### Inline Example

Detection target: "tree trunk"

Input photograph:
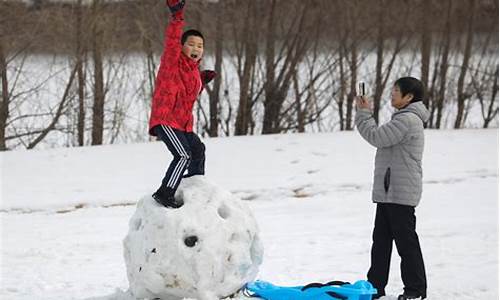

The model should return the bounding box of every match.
[292,72,305,132]
[338,44,346,131]
[261,0,277,134]
[234,0,258,136]
[138,3,156,107]
[436,0,452,129]
[420,0,432,111]
[345,1,358,131]
[336,3,347,131]
[0,40,9,151]
[454,0,475,129]
[427,44,441,128]
[76,0,86,146]
[91,0,105,145]
[346,51,356,131]
[208,0,224,137]
[373,0,385,124]
[484,66,499,128]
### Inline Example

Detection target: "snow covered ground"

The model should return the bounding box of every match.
[1,129,498,299]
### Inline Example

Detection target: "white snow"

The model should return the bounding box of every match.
[1,129,498,299]
[123,177,263,300]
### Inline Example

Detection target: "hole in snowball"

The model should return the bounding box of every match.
[151,248,156,253]
[229,233,240,242]
[133,218,142,230]
[139,267,142,272]
[184,235,198,247]
[218,204,230,219]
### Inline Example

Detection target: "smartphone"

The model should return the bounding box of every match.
[357,82,366,97]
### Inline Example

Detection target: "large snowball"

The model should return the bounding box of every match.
[123,176,263,300]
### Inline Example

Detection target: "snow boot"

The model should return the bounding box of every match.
[397,293,425,300]
[152,187,183,208]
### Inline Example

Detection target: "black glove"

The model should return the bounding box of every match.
[201,70,217,85]
[166,0,185,18]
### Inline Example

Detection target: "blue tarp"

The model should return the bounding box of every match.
[243,279,377,300]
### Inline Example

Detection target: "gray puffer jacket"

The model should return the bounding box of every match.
[355,102,430,207]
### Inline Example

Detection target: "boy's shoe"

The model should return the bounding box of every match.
[152,192,183,209]
[397,293,424,300]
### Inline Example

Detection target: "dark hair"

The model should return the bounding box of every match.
[181,29,204,45]
[394,77,424,103]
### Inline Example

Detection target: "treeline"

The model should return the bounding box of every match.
[2,0,497,53]
[0,0,498,150]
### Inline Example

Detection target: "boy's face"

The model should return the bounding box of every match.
[391,85,413,109]
[182,36,204,62]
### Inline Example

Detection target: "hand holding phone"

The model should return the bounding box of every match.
[357,82,366,97]
[356,82,370,110]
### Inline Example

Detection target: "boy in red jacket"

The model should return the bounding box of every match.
[149,0,216,208]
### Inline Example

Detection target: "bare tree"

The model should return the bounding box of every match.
[0,40,8,151]
[420,0,432,112]
[482,66,499,128]
[233,0,259,136]
[27,64,78,149]
[344,0,359,131]
[435,0,452,129]
[205,0,224,137]
[454,0,476,128]
[75,0,87,146]
[91,0,105,145]
[261,0,314,134]
[336,44,346,131]
[334,1,348,131]
[282,8,337,133]
[471,64,499,128]
[372,0,406,124]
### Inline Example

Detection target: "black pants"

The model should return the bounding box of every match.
[367,203,427,298]
[153,125,205,195]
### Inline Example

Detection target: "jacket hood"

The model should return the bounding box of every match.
[395,102,430,123]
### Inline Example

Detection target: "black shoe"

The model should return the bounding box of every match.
[152,192,183,209]
[397,294,424,300]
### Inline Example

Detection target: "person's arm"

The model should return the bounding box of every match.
[355,97,409,148]
[160,0,186,68]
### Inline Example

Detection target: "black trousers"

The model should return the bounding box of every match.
[367,203,427,298]
[153,125,205,195]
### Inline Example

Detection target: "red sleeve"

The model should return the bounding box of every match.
[160,16,184,68]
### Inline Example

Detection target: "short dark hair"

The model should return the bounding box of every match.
[394,77,424,103]
[181,29,204,45]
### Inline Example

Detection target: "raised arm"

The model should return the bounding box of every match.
[355,108,409,148]
[160,0,186,67]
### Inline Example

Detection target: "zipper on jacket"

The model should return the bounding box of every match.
[384,167,391,193]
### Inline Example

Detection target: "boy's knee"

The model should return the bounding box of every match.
[172,150,192,161]
[192,142,205,157]
[182,151,192,161]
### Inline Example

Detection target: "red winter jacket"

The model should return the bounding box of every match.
[149,16,202,135]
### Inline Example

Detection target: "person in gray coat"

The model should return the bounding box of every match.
[355,77,430,300]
